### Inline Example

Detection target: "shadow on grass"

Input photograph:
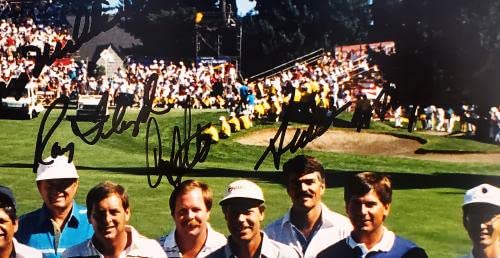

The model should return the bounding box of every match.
[2,163,498,190]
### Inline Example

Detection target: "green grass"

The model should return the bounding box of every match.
[1,108,499,258]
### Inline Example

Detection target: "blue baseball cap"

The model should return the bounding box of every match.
[0,185,16,209]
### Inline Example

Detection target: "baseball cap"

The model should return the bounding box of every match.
[36,155,79,181]
[0,185,16,209]
[220,179,264,205]
[463,184,500,207]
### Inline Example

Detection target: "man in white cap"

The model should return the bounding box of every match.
[15,155,93,258]
[462,184,500,258]
[0,185,43,258]
[207,179,299,258]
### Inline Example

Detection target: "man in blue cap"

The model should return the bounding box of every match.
[15,155,93,258]
[0,185,42,257]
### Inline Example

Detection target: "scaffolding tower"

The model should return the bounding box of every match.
[194,0,242,71]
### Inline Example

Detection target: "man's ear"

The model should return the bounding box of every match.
[383,203,391,220]
[13,218,18,233]
[125,208,131,222]
[259,205,266,222]
[320,179,326,196]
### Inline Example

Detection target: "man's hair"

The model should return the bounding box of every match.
[0,200,16,221]
[86,181,129,219]
[283,155,325,182]
[169,179,212,215]
[344,172,392,205]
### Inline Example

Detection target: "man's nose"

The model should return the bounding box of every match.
[300,182,308,192]
[361,204,368,214]
[237,213,246,222]
[102,212,112,223]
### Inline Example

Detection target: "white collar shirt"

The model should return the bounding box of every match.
[13,238,43,258]
[264,203,352,258]
[159,223,227,258]
[61,225,167,258]
[346,227,396,258]
[220,232,300,258]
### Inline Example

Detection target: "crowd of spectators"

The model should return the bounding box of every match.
[0,0,386,124]
[2,3,498,144]
[392,104,500,143]
[1,12,383,124]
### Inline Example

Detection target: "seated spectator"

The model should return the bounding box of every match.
[227,112,241,132]
[201,122,219,144]
[239,111,253,129]
[219,116,231,139]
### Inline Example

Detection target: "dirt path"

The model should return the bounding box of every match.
[235,128,500,164]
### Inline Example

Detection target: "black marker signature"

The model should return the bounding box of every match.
[33,96,75,173]
[145,104,213,188]
[34,71,213,188]
[372,84,418,132]
[69,73,168,144]
[254,101,352,171]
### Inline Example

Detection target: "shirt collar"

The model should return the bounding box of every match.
[164,223,218,250]
[347,227,395,256]
[41,201,81,228]
[282,203,333,227]
[205,223,222,246]
[90,225,138,256]
[10,238,18,258]
[226,232,275,258]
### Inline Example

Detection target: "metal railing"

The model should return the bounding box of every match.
[247,48,325,82]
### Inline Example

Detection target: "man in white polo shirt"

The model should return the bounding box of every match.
[159,179,226,258]
[265,155,352,258]
[461,184,499,258]
[62,181,167,258]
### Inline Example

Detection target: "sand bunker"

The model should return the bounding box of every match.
[235,128,500,164]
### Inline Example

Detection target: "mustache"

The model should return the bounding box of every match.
[295,192,313,198]
[184,220,201,227]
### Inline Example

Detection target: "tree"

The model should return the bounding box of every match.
[241,0,371,75]
[118,0,196,58]
[369,0,500,139]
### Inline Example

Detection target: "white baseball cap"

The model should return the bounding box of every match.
[36,155,79,181]
[220,179,264,205]
[463,184,500,207]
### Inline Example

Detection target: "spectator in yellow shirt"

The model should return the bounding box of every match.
[219,116,231,138]
[227,112,241,132]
